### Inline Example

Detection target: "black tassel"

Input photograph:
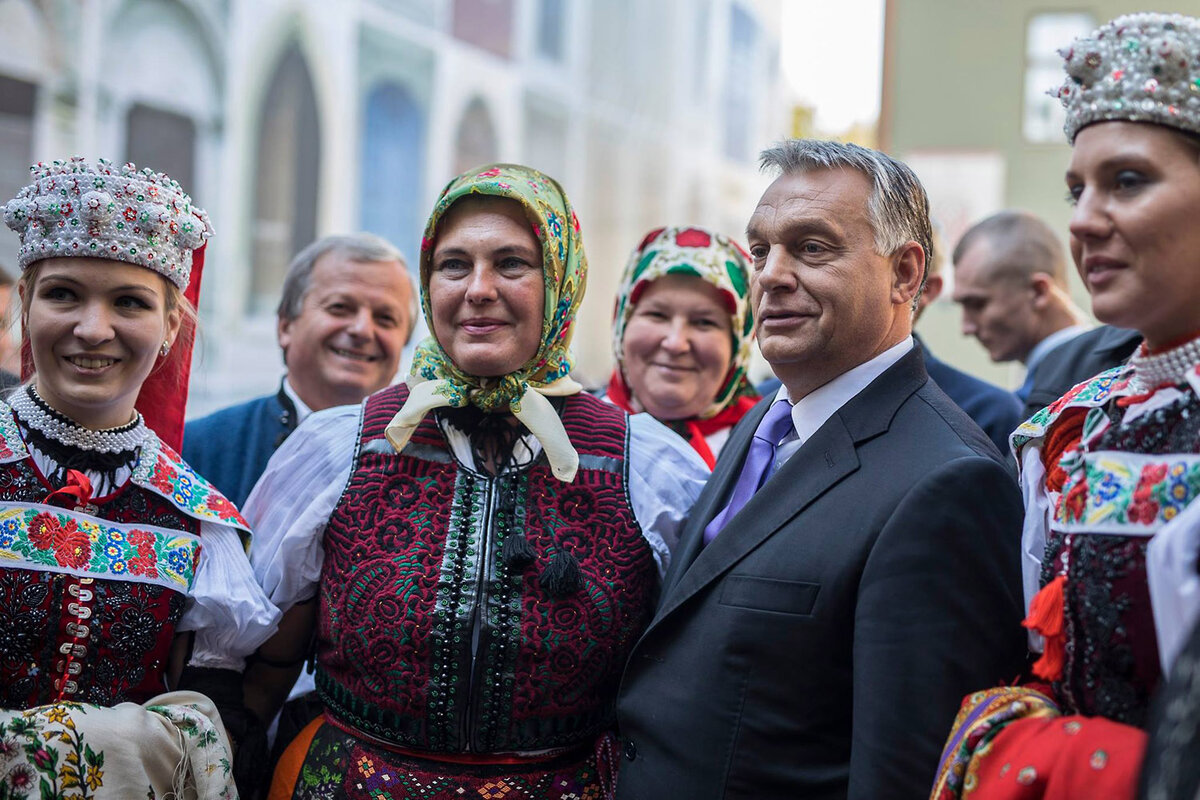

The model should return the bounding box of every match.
[502,531,536,568]
[540,549,583,596]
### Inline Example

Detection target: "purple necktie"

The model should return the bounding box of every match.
[703,399,795,544]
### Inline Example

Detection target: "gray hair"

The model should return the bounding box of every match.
[951,210,1068,288]
[758,139,934,303]
[276,232,416,327]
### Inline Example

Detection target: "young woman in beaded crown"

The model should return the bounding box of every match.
[930,12,1200,800]
[0,157,278,799]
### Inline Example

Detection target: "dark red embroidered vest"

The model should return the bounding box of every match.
[0,455,197,708]
[317,386,657,753]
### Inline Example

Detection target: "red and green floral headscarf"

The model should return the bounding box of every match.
[611,225,756,403]
[386,163,588,481]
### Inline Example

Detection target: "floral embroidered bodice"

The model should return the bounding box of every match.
[1014,361,1200,725]
[0,401,249,708]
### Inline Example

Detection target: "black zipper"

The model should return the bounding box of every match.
[460,474,497,751]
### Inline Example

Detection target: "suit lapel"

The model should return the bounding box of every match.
[649,347,929,630]
[655,415,858,623]
[662,398,769,596]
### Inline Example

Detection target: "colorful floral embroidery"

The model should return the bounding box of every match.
[0,502,199,591]
[132,437,249,534]
[1054,453,1200,532]
[1,703,105,798]
[0,402,246,539]
[1012,366,1129,453]
[0,701,234,800]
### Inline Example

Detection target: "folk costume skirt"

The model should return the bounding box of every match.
[268,714,616,800]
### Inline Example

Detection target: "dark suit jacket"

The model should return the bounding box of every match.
[182,389,297,509]
[615,348,1026,800]
[916,336,1023,455]
[1021,325,1142,419]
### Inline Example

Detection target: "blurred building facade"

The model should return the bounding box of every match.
[881,0,1196,388]
[0,0,785,413]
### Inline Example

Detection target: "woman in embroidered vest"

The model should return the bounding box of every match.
[930,13,1200,800]
[604,226,759,467]
[243,163,708,800]
[0,158,279,799]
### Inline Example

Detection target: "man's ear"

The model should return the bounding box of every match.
[922,273,944,304]
[1029,273,1054,308]
[277,315,291,359]
[891,241,925,306]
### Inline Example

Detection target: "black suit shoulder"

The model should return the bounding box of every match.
[1023,325,1141,418]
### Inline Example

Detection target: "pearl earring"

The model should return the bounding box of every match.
[160,341,171,357]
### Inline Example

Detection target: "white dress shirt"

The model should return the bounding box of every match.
[282,376,314,426]
[770,337,914,474]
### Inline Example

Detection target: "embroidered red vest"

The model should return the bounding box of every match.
[0,404,250,709]
[317,386,657,753]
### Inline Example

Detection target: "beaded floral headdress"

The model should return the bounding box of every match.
[1053,12,1200,143]
[2,156,212,289]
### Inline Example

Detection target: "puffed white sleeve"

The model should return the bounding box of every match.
[182,521,281,670]
[245,403,361,614]
[626,412,710,578]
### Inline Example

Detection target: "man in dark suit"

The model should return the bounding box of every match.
[950,211,1090,406]
[184,233,416,507]
[615,140,1026,800]
[1019,324,1141,419]
[913,231,1021,454]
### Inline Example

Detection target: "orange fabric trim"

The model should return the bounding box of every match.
[268,715,324,800]
[1042,410,1085,494]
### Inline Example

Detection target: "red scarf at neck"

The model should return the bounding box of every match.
[605,371,759,468]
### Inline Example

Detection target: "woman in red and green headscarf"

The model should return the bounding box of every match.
[245,164,708,799]
[607,226,759,467]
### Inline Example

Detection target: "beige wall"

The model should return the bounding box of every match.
[883,0,1198,388]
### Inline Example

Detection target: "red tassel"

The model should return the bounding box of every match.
[1023,574,1067,681]
[44,469,94,510]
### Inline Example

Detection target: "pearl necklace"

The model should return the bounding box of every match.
[8,385,150,454]
[1128,336,1200,393]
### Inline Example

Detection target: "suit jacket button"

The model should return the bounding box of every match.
[624,740,638,761]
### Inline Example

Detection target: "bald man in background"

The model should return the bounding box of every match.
[951,210,1090,405]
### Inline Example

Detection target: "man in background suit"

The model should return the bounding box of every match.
[951,211,1090,405]
[1019,324,1141,419]
[184,233,416,507]
[615,140,1026,800]
[914,231,1022,454]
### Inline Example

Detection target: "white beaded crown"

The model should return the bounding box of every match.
[2,156,211,289]
[1053,13,1200,143]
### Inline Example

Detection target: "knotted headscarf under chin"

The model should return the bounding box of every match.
[385,163,587,482]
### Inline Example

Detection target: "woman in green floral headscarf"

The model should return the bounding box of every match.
[244,164,707,800]
[606,226,759,467]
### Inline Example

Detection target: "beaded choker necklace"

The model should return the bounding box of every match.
[1129,336,1200,393]
[9,385,150,453]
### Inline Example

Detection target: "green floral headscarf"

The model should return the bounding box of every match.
[385,163,588,481]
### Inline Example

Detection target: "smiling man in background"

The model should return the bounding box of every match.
[184,233,416,507]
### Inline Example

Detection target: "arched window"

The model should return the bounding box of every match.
[126,104,197,195]
[0,75,36,268]
[251,44,320,314]
[723,5,758,161]
[454,98,498,176]
[360,83,424,267]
